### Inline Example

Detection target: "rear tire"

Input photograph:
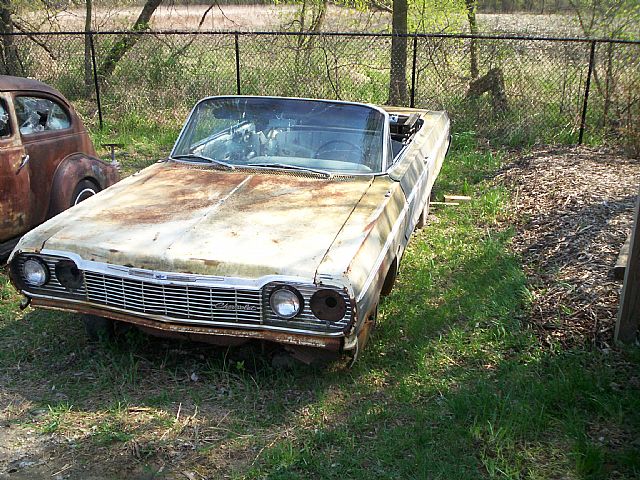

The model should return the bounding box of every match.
[82,314,114,342]
[72,179,100,207]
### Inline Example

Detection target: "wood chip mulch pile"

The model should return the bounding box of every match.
[494,146,640,349]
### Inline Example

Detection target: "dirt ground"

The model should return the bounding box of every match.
[495,145,640,349]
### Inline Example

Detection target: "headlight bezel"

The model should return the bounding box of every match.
[309,289,347,322]
[54,259,84,291]
[22,256,50,287]
[269,285,304,319]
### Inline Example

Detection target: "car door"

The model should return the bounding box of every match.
[13,92,79,225]
[0,93,32,243]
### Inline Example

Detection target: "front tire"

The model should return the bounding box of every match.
[72,179,100,206]
[82,314,114,342]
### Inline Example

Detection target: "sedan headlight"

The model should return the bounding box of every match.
[23,257,49,286]
[269,286,302,319]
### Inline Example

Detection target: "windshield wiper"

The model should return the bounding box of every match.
[245,162,331,178]
[171,154,235,170]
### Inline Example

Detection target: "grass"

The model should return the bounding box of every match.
[1,133,639,479]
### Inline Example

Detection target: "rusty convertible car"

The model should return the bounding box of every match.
[0,75,119,259]
[8,96,450,362]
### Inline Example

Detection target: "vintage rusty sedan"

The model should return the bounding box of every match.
[8,96,449,362]
[0,75,119,259]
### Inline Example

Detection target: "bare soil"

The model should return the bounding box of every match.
[495,145,640,348]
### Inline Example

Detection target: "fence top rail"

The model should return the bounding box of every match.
[2,30,639,45]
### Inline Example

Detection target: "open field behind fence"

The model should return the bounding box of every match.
[3,31,639,152]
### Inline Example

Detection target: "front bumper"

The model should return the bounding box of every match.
[31,297,343,350]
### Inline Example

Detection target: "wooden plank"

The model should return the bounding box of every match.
[614,235,631,280]
[444,195,472,202]
[431,201,460,206]
[616,186,640,344]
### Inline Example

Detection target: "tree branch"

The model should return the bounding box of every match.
[12,20,57,61]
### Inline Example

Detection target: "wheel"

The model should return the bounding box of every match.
[314,140,364,160]
[416,197,431,229]
[82,314,114,342]
[71,179,100,207]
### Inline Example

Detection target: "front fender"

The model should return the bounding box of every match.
[48,153,120,217]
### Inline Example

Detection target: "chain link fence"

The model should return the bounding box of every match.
[2,31,639,151]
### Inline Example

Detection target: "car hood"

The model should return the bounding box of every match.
[19,162,374,280]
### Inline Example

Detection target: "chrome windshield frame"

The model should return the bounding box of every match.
[170,95,392,176]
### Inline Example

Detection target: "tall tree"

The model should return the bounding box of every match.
[388,0,408,105]
[0,0,18,75]
[97,0,163,81]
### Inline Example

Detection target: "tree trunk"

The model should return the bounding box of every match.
[466,0,479,79]
[97,0,162,81]
[0,0,18,76]
[388,0,408,105]
[84,0,93,90]
[466,67,508,114]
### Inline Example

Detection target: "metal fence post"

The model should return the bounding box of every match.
[410,35,418,108]
[234,33,241,95]
[578,40,596,145]
[88,32,103,130]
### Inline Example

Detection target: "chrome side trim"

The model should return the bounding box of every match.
[355,158,431,303]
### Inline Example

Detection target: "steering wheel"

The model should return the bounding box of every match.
[314,140,365,160]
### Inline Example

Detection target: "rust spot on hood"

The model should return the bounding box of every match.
[191,258,222,267]
[98,163,251,225]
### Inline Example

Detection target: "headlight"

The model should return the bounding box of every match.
[310,289,347,321]
[269,287,302,319]
[23,257,49,287]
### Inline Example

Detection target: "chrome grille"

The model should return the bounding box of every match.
[84,271,262,324]
[16,254,353,333]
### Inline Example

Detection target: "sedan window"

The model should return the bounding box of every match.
[15,96,71,135]
[0,99,10,138]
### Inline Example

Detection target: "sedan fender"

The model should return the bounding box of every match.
[47,153,120,217]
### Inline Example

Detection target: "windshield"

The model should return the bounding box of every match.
[171,97,387,174]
